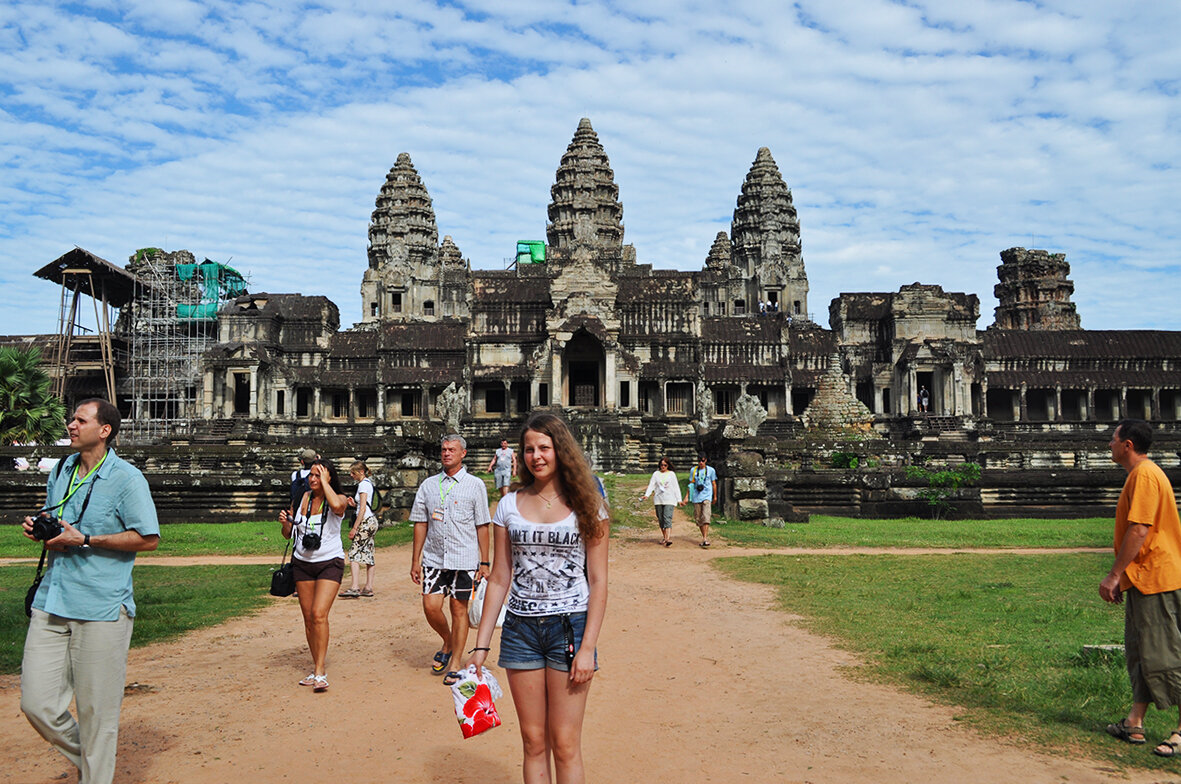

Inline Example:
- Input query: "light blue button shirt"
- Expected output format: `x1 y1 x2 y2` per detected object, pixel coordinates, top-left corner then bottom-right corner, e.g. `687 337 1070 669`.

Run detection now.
33 449 160 621
686 465 717 503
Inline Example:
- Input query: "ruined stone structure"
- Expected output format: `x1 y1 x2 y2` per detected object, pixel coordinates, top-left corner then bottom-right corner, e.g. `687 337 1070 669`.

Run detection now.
8 118 1180 521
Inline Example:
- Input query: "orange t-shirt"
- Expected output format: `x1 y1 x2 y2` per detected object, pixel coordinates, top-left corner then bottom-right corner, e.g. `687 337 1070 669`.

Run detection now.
1115 459 1181 595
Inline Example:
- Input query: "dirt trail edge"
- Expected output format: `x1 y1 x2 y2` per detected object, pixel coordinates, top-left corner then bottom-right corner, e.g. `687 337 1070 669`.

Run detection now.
0 536 1163 784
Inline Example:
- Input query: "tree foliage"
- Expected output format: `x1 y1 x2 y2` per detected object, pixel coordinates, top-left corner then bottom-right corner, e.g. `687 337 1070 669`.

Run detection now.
905 462 982 519
0 346 66 445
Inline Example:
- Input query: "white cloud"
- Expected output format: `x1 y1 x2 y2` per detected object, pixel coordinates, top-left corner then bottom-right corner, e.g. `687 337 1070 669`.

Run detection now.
0 0 1178 337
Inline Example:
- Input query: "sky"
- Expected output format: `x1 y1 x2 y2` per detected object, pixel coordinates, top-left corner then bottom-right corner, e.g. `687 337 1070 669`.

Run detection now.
1 0 1178 338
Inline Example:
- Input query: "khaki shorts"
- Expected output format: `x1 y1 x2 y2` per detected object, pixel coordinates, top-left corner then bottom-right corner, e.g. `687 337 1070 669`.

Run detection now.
693 501 712 527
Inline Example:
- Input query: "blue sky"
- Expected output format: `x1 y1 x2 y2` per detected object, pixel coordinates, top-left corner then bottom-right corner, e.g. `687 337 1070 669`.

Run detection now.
1 0 1178 336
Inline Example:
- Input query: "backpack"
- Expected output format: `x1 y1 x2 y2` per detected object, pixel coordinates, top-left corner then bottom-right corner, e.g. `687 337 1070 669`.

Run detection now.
290 469 310 513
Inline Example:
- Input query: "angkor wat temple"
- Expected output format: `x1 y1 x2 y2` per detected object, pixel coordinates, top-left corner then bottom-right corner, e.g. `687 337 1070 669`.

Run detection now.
5 118 1178 521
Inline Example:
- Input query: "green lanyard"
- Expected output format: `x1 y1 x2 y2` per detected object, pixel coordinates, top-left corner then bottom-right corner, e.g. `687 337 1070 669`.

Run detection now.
438 473 457 505
47 450 108 514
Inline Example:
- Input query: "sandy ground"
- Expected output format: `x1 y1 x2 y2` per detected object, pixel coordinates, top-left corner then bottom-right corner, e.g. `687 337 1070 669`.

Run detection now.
1 517 1173 783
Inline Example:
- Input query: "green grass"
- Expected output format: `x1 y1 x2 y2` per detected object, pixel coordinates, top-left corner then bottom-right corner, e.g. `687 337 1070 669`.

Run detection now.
0 563 275 674
715 552 1172 770
717 515 1112 549
1 521 416 559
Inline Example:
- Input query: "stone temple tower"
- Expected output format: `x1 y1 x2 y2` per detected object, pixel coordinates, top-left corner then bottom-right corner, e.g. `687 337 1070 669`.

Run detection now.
730 147 809 317
991 247 1081 330
361 153 468 323
547 118 625 254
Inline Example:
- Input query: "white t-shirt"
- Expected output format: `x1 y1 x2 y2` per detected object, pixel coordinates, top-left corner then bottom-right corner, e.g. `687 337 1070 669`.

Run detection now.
293 497 345 563
493 492 589 616
354 477 375 518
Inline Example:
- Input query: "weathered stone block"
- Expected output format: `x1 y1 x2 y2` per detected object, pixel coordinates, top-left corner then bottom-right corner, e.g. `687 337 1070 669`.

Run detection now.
738 498 768 520
727 451 764 476
733 477 766 494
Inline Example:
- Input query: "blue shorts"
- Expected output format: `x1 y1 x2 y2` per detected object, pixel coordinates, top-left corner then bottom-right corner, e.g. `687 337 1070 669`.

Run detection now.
498 611 599 672
494 468 512 489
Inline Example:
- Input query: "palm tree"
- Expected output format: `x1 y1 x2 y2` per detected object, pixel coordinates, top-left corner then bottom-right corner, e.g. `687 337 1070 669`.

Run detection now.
0 346 67 445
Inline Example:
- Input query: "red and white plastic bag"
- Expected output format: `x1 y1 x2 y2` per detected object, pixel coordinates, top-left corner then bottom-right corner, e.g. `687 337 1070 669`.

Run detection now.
449 665 503 739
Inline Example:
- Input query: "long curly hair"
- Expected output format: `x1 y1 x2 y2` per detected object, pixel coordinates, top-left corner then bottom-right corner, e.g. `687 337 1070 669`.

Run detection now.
517 412 608 542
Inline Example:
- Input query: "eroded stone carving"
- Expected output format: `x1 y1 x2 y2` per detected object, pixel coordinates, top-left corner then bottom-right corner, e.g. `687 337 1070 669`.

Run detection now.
723 393 767 439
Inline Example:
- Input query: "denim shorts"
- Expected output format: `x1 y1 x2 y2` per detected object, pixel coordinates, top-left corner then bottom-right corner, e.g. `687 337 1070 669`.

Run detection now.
498 611 599 672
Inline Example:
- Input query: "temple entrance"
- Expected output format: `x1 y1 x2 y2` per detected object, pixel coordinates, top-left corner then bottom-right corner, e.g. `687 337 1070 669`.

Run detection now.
564 330 605 407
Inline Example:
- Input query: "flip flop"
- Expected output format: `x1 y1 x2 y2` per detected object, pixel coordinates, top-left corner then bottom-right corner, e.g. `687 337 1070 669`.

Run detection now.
431 649 450 674
442 670 463 686
359 588 374 597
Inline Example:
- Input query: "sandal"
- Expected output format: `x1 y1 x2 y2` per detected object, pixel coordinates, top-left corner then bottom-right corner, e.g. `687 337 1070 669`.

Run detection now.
313 675 329 692
339 588 360 598
700 541 711 548
431 649 450 675
299 673 317 687
1155 731 1181 757
442 670 463 686
360 588 374 597
663 540 672 547
1106 718 1146 744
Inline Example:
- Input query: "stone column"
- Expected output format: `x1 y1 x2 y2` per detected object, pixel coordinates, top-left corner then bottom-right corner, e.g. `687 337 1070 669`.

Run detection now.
980 377 989 417
552 347 563 408
1152 387 1161 420
1019 383 1027 422
313 388 322 422
202 369 214 418
873 385 883 415
1086 386 1095 421
348 385 356 425
376 385 385 422
605 349 617 410
530 378 540 409
1054 385 1062 422
1120 385 1128 418
421 384 430 420
785 382 794 415
249 368 258 418
503 380 511 419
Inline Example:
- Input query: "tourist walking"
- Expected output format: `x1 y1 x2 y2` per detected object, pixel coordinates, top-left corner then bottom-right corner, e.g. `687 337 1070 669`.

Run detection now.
683 453 718 547
20 399 160 784
1100 419 1181 758
278 459 347 692
340 460 379 598
467 411 610 784
640 456 680 546
410 434 491 684
488 437 517 498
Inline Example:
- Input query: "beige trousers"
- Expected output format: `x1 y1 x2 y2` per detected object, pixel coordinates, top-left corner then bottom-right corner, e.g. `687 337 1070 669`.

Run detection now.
21 608 134 784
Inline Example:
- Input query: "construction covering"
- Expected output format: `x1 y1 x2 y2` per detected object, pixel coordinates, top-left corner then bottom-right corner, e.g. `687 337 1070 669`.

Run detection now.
176 261 247 319
516 241 546 264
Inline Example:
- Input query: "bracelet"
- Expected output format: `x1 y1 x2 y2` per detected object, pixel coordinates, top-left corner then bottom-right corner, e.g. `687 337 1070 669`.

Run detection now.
479 561 490 566
468 646 491 653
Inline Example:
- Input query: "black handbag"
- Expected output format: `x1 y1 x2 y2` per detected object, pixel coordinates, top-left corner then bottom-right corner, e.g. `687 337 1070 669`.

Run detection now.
270 524 296 597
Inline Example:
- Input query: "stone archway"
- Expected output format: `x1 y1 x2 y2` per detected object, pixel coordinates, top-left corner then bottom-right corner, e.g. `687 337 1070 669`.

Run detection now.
563 329 605 407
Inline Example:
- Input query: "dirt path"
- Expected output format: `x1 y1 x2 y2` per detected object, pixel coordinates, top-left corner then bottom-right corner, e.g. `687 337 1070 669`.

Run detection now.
1 522 1168 784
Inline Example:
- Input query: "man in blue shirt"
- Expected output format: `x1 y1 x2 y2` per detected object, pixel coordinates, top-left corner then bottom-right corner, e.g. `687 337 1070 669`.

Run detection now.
683 453 719 547
21 398 160 784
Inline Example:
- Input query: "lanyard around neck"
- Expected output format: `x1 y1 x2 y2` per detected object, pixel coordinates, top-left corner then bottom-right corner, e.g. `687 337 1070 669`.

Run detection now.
46 450 108 514
438 472 458 504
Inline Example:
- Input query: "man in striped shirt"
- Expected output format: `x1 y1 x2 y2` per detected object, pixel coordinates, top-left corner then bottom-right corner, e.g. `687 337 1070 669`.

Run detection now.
410 434 491 684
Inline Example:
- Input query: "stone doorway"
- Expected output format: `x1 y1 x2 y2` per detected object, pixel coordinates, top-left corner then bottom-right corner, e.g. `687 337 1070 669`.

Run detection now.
564 330 604 407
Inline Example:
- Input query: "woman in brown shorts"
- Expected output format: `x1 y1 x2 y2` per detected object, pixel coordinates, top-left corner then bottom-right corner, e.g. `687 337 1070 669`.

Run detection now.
278 459 347 692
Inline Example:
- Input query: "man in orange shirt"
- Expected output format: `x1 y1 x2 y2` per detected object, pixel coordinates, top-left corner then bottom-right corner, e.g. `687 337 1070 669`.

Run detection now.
1101 419 1181 757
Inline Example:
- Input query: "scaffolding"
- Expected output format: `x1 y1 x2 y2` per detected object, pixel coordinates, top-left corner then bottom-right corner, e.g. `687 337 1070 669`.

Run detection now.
125 249 247 443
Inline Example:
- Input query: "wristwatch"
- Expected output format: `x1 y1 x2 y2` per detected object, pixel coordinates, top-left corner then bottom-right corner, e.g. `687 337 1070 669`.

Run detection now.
81 534 91 548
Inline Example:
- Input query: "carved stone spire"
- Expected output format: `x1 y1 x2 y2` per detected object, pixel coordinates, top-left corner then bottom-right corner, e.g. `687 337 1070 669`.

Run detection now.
546 118 624 250
992 247 1081 330
730 147 809 317
731 147 802 273
439 235 464 269
705 231 732 270
802 353 874 432
367 153 438 269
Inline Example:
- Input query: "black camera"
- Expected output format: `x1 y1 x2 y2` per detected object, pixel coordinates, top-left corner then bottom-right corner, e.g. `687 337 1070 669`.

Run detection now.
301 532 322 551
695 482 705 491
30 512 63 541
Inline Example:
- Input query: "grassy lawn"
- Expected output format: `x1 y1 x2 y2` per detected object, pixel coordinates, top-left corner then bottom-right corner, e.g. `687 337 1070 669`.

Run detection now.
1 521 416 559
717 515 1112 549
714 552 1171 770
0 563 275 675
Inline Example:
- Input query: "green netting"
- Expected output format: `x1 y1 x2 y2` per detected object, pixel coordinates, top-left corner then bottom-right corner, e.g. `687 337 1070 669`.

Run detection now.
516 241 546 264
174 261 248 320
